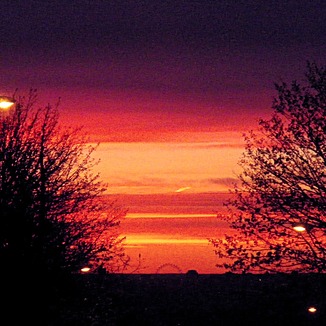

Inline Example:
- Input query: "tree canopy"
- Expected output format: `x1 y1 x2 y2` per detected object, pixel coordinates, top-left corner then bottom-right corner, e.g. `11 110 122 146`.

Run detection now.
211 62 326 273
0 90 128 281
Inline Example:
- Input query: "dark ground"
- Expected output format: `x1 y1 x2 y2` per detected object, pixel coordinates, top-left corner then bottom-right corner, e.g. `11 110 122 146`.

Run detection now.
17 272 326 325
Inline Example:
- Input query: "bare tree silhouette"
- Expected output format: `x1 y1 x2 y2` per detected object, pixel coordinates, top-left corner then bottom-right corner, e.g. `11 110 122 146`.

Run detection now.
211 62 326 273
0 90 128 303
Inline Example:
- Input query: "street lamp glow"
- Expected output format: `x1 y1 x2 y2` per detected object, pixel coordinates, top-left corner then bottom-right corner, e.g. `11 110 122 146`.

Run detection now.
308 306 317 313
293 224 306 232
0 96 16 109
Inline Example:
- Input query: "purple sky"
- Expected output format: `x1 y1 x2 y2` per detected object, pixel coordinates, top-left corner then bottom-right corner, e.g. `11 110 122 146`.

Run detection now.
1 0 326 139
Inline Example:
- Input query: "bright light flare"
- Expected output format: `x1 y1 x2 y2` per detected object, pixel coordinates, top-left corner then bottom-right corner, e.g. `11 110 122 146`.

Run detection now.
308 306 317 313
293 225 306 232
80 266 91 273
0 96 15 109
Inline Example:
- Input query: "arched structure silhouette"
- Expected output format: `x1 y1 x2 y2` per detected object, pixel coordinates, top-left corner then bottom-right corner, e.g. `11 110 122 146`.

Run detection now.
155 263 183 274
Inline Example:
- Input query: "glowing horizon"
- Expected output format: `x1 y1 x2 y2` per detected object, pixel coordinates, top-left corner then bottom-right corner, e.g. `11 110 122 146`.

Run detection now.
92 140 244 195
126 213 218 219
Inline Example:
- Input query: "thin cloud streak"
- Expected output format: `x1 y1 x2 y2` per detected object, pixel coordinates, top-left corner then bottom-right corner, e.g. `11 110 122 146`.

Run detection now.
93 142 243 194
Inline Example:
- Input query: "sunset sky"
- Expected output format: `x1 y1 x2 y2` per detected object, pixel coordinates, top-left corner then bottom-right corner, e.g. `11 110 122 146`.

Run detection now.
1 1 326 272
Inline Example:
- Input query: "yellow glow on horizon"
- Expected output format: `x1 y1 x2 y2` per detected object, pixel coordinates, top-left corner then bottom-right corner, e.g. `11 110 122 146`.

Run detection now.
126 213 217 219
124 235 209 245
80 266 91 273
